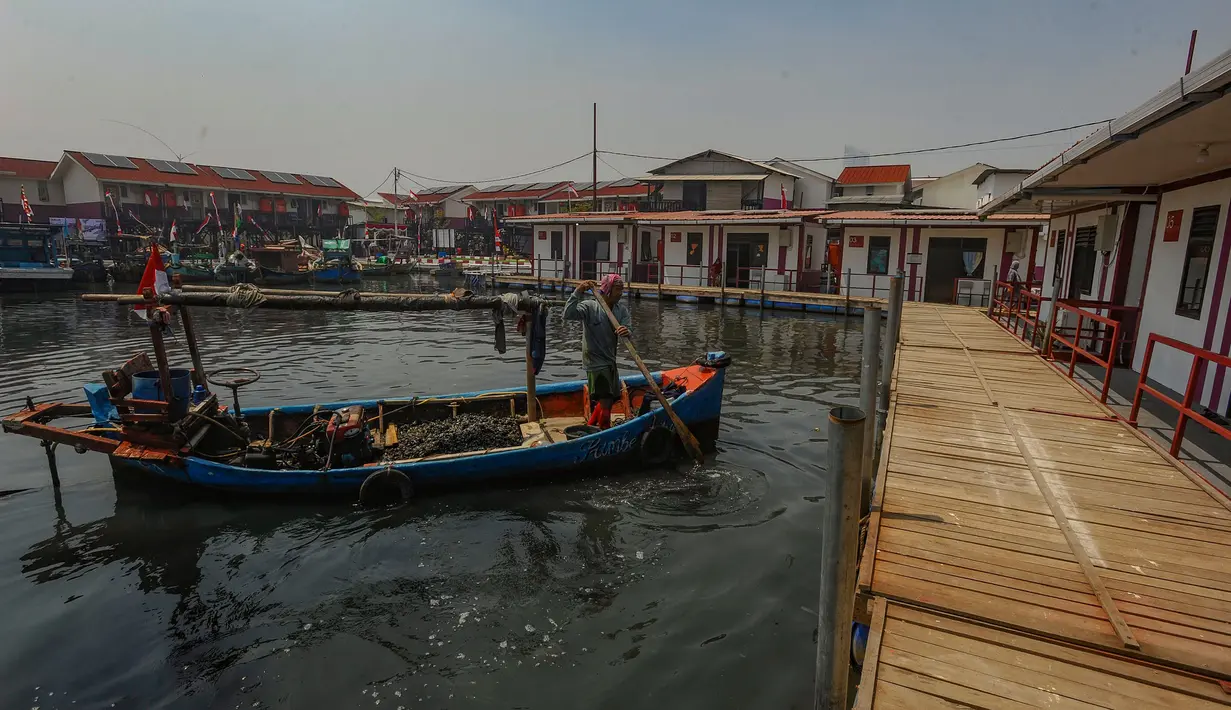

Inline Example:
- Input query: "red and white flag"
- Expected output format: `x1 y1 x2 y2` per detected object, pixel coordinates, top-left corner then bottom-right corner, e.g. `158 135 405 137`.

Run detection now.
105 190 121 233
195 213 211 234
20 185 34 221
467 205 476 220
144 192 153 207
567 181 579 198
134 245 170 318
781 184 788 209
169 220 178 243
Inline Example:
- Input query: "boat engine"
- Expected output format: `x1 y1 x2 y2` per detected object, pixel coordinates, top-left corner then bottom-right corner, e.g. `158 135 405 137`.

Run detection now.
317 405 376 468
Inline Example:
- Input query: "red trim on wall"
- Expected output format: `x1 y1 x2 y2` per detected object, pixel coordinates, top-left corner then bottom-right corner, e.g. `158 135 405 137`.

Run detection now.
908 227 921 301
1108 203 1140 306
1060 214 1077 297
1132 207 1162 353
707 225 715 268
897 226 907 273
1200 196 1231 405
795 225 805 276
1026 227 1039 287
777 244 788 275
1160 167 1231 194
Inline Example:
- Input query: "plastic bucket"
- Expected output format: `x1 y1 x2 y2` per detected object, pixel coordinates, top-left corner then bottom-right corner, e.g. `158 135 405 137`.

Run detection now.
131 369 192 419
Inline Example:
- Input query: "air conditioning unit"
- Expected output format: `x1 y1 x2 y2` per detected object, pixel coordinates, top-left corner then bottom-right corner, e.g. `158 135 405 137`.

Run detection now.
778 227 792 246
1096 214 1119 252
616 225 628 243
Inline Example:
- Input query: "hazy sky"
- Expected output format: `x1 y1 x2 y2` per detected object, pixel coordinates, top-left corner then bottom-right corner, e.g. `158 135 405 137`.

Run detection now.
3 0 1229 196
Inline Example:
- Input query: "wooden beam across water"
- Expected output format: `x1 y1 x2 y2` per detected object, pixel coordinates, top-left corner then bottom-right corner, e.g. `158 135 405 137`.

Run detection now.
81 288 563 313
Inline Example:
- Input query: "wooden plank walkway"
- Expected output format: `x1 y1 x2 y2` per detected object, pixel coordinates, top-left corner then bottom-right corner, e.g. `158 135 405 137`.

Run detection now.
489 274 885 312
857 303 1231 706
857 600 1231 709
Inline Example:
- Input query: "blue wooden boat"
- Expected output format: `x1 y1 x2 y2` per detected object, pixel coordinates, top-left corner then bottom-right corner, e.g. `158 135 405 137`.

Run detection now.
311 262 361 284
3 350 729 503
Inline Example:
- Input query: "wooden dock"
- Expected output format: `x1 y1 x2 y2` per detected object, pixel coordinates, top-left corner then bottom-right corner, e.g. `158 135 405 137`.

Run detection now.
489 274 884 313
856 303 1231 708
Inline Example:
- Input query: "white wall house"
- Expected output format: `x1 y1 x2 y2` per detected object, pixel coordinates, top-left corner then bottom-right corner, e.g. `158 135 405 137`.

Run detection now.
829 165 912 209
0 157 64 223
639 149 832 211
818 211 1048 302
980 45 1231 415
507 210 826 293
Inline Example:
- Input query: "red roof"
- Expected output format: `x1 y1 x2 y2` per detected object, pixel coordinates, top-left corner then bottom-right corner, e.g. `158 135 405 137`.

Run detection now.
65 152 359 199
818 210 1049 224
836 165 911 185
540 183 648 202
0 156 57 180
506 209 828 223
466 182 570 202
379 186 469 207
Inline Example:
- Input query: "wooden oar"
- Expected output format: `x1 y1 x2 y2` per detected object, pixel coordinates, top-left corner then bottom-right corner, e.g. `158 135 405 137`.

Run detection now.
587 285 705 463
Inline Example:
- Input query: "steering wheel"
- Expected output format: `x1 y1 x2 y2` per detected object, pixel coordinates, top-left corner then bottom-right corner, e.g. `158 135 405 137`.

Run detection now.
207 368 261 417
208 367 261 389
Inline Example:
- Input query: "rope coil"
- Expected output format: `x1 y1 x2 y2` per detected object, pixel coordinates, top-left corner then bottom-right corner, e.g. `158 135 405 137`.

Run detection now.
225 283 267 309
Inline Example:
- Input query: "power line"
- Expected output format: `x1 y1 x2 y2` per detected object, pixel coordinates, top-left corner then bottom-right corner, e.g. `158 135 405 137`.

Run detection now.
596 154 631 179
394 152 591 186
359 168 395 200
598 119 1113 164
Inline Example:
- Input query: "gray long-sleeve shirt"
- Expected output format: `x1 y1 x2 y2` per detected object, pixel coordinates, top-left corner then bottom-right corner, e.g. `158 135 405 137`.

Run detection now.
563 290 631 372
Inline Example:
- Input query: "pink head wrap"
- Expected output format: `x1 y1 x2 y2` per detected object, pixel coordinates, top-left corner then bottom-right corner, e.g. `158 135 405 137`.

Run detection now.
598 273 624 295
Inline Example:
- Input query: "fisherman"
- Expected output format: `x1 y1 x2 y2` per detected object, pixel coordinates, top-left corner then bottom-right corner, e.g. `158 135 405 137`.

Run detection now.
563 273 631 430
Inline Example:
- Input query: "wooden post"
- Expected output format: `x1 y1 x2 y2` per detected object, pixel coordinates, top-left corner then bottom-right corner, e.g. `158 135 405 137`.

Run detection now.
149 321 176 422
525 311 538 422
844 267 852 317
536 255 542 291
178 305 208 387
859 306 882 516
814 405 865 710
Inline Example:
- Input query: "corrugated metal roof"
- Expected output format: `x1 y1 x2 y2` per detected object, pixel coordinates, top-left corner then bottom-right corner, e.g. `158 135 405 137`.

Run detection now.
638 174 769 182
836 165 911 185
466 182 569 201
818 210 1049 225
504 209 828 224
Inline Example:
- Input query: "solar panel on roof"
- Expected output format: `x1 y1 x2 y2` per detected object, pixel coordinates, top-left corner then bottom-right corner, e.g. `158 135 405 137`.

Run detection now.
302 174 341 188
106 155 138 169
149 159 197 175
610 178 639 187
229 168 255 181
527 182 556 190
504 183 533 191
82 152 117 167
261 170 301 185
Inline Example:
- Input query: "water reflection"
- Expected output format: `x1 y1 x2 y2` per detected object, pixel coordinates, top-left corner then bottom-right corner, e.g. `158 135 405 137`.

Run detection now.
0 277 867 709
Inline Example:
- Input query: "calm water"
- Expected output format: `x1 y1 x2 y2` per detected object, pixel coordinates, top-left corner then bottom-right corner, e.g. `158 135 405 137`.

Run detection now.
0 277 865 710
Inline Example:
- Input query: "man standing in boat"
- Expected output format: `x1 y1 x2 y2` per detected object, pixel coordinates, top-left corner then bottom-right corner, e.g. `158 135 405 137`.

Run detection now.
564 273 631 430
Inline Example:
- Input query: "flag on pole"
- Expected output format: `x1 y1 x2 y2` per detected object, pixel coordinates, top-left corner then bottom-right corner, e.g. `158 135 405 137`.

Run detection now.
105 190 122 234
467 205 475 221
404 188 418 202
566 181 579 198
20 185 34 222
232 204 242 249
126 209 153 232
781 183 788 209
209 192 222 235
195 213 212 235
75 217 86 239
247 215 268 236
169 220 178 244
133 244 170 319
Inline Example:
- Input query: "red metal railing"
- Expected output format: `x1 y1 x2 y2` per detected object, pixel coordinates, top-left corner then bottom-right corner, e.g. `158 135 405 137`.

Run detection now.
1054 300 1141 366
1129 333 1231 457
1047 301 1120 403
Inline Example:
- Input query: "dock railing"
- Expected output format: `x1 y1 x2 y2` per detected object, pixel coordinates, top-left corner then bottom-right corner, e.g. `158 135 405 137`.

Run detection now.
1129 333 1231 457
953 278 993 308
1047 301 1121 403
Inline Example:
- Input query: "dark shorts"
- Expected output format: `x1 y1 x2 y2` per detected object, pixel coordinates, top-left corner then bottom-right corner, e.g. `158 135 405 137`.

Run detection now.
587 366 620 402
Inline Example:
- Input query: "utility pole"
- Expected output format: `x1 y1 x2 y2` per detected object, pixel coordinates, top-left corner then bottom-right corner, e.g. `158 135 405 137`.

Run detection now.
592 103 598 211
392 167 400 257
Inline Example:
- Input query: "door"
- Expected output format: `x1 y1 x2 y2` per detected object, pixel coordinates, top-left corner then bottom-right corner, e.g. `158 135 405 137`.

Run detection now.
924 237 987 303
725 233 769 288
579 231 609 280
682 181 707 211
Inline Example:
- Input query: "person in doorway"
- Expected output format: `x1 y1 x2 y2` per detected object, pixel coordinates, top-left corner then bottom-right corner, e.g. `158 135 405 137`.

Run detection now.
1007 259 1023 284
563 273 631 430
